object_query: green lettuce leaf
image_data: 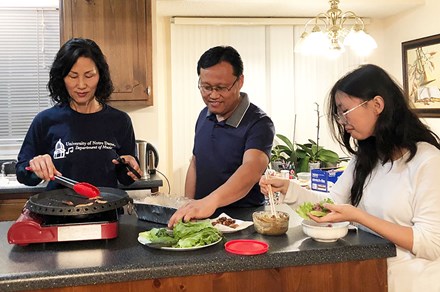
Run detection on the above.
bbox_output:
[173,219,213,239]
[296,198,334,219]
[138,228,178,246]
[176,227,222,248]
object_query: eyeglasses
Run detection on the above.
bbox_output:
[334,100,369,124]
[198,77,239,94]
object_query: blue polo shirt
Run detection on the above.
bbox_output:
[193,93,275,207]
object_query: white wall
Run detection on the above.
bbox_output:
[372,0,440,132]
[124,0,440,195]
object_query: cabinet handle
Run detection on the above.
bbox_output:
[145,86,151,96]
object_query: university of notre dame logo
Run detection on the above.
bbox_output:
[53,139,66,159]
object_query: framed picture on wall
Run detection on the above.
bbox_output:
[402,33,440,118]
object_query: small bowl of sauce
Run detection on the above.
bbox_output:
[252,211,289,235]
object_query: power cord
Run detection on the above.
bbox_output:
[155,169,171,194]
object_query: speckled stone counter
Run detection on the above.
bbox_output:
[0,174,163,199]
[0,204,396,292]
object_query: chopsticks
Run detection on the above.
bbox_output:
[265,167,279,218]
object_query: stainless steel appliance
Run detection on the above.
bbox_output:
[135,140,159,179]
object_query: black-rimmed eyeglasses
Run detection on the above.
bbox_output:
[198,77,239,94]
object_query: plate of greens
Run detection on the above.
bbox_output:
[138,219,223,251]
[138,236,222,251]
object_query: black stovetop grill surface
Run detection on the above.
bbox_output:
[26,187,131,216]
[39,209,119,227]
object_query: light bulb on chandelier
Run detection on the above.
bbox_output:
[294,0,377,58]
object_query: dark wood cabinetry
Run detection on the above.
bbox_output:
[0,199,26,221]
[60,0,153,106]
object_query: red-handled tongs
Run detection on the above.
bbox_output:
[25,166,100,198]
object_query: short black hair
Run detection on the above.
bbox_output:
[47,38,114,104]
[197,46,243,77]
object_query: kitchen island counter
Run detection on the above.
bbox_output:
[0,174,163,199]
[0,204,396,292]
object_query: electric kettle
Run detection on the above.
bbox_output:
[135,140,159,179]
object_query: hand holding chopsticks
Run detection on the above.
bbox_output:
[265,168,279,218]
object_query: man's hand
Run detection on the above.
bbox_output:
[167,197,217,228]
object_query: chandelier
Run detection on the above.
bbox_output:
[294,0,377,58]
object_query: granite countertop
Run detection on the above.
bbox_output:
[0,174,163,196]
[0,204,396,292]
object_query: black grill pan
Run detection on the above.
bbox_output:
[25,187,131,216]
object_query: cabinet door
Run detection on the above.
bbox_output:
[61,0,153,105]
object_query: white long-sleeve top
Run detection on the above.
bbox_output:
[283,142,440,291]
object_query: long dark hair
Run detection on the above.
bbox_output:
[327,64,440,206]
[47,38,114,104]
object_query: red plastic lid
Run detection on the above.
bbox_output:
[224,239,269,255]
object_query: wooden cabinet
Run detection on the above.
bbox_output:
[26,259,389,292]
[0,199,26,221]
[60,0,153,105]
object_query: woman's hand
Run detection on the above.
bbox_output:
[112,155,142,181]
[259,175,290,196]
[28,154,61,181]
[309,203,363,223]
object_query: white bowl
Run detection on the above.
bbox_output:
[297,172,311,182]
[301,220,349,242]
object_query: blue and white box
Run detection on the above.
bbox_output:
[311,168,343,193]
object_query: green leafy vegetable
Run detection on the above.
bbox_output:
[139,219,222,248]
[138,227,178,246]
[296,198,334,219]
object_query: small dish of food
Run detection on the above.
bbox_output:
[301,220,349,242]
[211,213,253,233]
[252,211,289,236]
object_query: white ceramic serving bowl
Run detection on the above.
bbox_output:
[301,220,349,242]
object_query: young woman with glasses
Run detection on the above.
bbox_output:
[260,64,440,291]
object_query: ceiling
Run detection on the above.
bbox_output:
[156,0,424,19]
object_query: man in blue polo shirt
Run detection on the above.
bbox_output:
[169,46,275,227]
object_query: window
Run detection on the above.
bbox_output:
[0,1,59,159]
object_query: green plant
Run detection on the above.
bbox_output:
[271,103,340,173]
[271,134,340,173]
[295,139,340,172]
[270,133,297,164]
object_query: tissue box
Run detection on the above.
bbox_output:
[311,168,343,193]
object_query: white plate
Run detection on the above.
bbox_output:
[210,213,254,234]
[137,236,222,251]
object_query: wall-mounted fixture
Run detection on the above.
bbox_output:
[294,0,377,58]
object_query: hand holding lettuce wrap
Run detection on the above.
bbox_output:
[296,198,334,219]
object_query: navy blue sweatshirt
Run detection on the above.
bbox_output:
[16,103,136,189]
